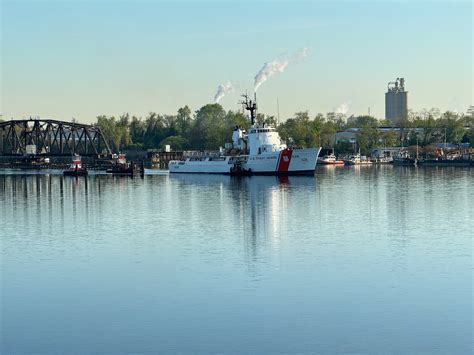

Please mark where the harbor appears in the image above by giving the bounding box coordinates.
[1,113,472,174]
[2,1,473,353]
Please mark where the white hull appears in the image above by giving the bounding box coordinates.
[169,148,321,175]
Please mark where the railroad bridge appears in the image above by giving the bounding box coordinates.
[0,119,111,157]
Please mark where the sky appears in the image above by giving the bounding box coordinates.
[1,0,472,123]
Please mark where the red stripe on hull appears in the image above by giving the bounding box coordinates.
[277,149,293,172]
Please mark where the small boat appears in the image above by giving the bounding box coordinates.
[393,150,417,166]
[107,153,144,177]
[63,155,88,176]
[372,156,393,164]
[344,153,373,165]
[318,153,344,165]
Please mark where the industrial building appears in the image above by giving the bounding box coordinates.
[385,77,408,124]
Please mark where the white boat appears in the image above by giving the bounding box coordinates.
[169,94,321,175]
[318,153,344,165]
[344,153,373,165]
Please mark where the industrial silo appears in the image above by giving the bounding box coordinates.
[385,77,408,124]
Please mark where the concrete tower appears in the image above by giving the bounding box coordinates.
[385,77,408,124]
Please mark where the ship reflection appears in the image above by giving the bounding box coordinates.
[169,174,318,270]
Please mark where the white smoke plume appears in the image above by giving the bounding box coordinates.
[254,47,308,92]
[335,100,351,115]
[214,81,235,103]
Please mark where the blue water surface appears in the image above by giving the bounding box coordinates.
[1,166,472,354]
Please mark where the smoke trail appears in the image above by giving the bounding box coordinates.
[214,81,235,103]
[335,100,351,115]
[254,47,308,92]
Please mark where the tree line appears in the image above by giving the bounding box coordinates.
[2,106,470,156]
[92,105,472,155]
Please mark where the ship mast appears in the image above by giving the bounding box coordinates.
[241,93,257,126]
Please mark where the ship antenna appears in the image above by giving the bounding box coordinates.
[240,93,258,126]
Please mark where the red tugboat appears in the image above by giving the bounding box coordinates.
[63,155,88,176]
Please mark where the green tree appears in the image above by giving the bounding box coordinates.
[278,111,318,147]
[225,111,250,130]
[379,131,398,147]
[129,116,145,148]
[437,111,466,144]
[190,104,227,149]
[117,113,131,149]
[159,135,189,150]
[176,105,192,136]
[97,115,120,152]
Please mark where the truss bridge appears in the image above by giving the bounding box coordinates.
[0,119,111,157]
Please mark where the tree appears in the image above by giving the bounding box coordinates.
[117,113,131,149]
[278,111,319,147]
[379,131,398,147]
[225,111,250,130]
[143,112,166,149]
[437,111,465,144]
[129,116,145,148]
[97,115,120,152]
[162,114,178,137]
[159,135,189,150]
[176,106,192,136]
[190,104,227,149]
[256,113,277,127]
[346,115,379,129]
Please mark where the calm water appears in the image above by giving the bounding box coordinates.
[1,166,472,354]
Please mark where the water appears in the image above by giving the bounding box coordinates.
[1,166,472,354]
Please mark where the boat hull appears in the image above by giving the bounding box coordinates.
[393,158,417,166]
[318,160,345,165]
[63,170,88,176]
[417,159,471,167]
[169,148,321,175]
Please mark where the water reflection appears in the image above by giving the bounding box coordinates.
[169,174,318,268]
[1,168,472,354]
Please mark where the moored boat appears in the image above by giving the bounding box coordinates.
[318,153,344,165]
[393,150,417,166]
[417,158,471,167]
[344,153,373,165]
[63,155,88,176]
[169,94,321,175]
[107,153,144,177]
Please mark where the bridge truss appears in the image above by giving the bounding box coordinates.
[0,119,112,157]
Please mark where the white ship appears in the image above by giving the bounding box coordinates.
[169,94,321,175]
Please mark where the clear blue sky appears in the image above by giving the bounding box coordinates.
[1,0,472,123]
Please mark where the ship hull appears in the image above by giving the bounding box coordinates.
[169,148,321,175]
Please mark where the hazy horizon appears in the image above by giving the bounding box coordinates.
[2,0,472,123]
